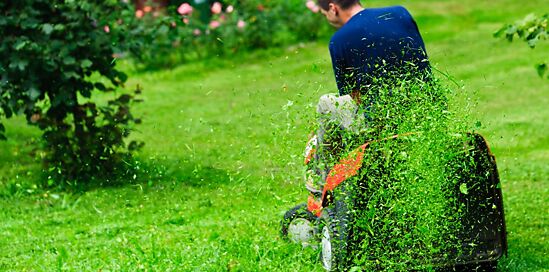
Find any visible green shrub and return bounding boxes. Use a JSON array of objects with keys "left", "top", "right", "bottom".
[{"left": 0, "top": 0, "right": 144, "bottom": 187}]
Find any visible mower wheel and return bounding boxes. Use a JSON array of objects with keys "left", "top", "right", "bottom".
[
  {"left": 453, "top": 261, "right": 498, "bottom": 272},
  {"left": 320, "top": 200, "right": 351, "bottom": 271},
  {"left": 281, "top": 203, "right": 318, "bottom": 246}
]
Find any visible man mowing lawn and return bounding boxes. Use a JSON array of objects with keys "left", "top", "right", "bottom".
[
  {"left": 283, "top": 3, "right": 508, "bottom": 271},
  {"left": 305, "top": 0, "right": 433, "bottom": 191},
  {"left": 285, "top": 0, "right": 434, "bottom": 240},
  {"left": 286, "top": 0, "right": 433, "bottom": 241}
]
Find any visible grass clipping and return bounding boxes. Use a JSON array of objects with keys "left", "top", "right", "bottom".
[{"left": 321, "top": 71, "right": 487, "bottom": 270}]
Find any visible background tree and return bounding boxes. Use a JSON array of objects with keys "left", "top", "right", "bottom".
[
  {"left": 495, "top": 13, "right": 548, "bottom": 78},
  {"left": 0, "top": 0, "right": 144, "bottom": 187}
]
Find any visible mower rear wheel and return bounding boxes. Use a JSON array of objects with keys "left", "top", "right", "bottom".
[{"left": 319, "top": 200, "right": 351, "bottom": 271}]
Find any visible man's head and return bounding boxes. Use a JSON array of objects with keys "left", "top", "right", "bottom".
[{"left": 317, "top": 0, "right": 362, "bottom": 28}]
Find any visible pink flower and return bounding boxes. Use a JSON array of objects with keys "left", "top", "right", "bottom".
[
  {"left": 182, "top": 17, "right": 189, "bottom": 24},
  {"left": 193, "top": 29, "right": 201, "bottom": 36},
  {"left": 177, "top": 3, "right": 193, "bottom": 16},
  {"left": 209, "top": 20, "right": 220, "bottom": 29},
  {"left": 103, "top": 25, "right": 110, "bottom": 33},
  {"left": 143, "top": 6, "right": 152, "bottom": 13},
  {"left": 211, "top": 2, "right": 222, "bottom": 14},
  {"left": 237, "top": 19, "right": 246, "bottom": 29},
  {"left": 226, "top": 5, "right": 234, "bottom": 13},
  {"left": 306, "top": 0, "right": 319, "bottom": 13},
  {"left": 135, "top": 9, "right": 144, "bottom": 18}
]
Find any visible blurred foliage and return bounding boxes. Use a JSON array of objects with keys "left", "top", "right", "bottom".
[
  {"left": 131, "top": 0, "right": 331, "bottom": 69},
  {"left": 495, "top": 13, "right": 548, "bottom": 78},
  {"left": 0, "top": 0, "right": 144, "bottom": 187}
]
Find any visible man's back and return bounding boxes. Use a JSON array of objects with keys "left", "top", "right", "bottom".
[{"left": 329, "top": 6, "right": 429, "bottom": 94}]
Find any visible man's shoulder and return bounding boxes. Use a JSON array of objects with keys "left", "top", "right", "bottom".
[
  {"left": 330, "top": 26, "right": 350, "bottom": 49},
  {"left": 329, "top": 10, "right": 369, "bottom": 45},
  {"left": 369, "top": 5, "right": 410, "bottom": 14},
  {"left": 367, "top": 5, "right": 412, "bottom": 19},
  {"left": 329, "top": 6, "right": 414, "bottom": 47}
]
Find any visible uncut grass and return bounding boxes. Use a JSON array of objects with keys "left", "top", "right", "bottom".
[{"left": 1, "top": 0, "right": 548, "bottom": 270}]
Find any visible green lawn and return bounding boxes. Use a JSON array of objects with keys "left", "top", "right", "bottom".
[{"left": 1, "top": 0, "right": 548, "bottom": 271}]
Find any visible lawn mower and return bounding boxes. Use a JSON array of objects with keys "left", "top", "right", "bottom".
[{"left": 281, "top": 132, "right": 507, "bottom": 271}]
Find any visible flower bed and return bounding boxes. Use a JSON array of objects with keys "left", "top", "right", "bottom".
[{"left": 130, "top": 0, "right": 330, "bottom": 68}]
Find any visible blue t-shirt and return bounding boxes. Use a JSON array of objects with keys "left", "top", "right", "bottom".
[{"left": 329, "top": 6, "right": 430, "bottom": 95}]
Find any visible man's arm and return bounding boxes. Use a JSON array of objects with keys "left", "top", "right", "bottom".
[
  {"left": 330, "top": 38, "right": 364, "bottom": 104},
  {"left": 329, "top": 41, "right": 356, "bottom": 96},
  {"left": 350, "top": 89, "right": 362, "bottom": 104}
]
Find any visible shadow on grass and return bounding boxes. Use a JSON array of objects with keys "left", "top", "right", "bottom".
[
  {"left": 135, "top": 156, "right": 237, "bottom": 188},
  {"left": 0, "top": 154, "right": 243, "bottom": 199}
]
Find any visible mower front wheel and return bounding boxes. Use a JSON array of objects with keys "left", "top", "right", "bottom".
[{"left": 281, "top": 203, "right": 318, "bottom": 247}]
